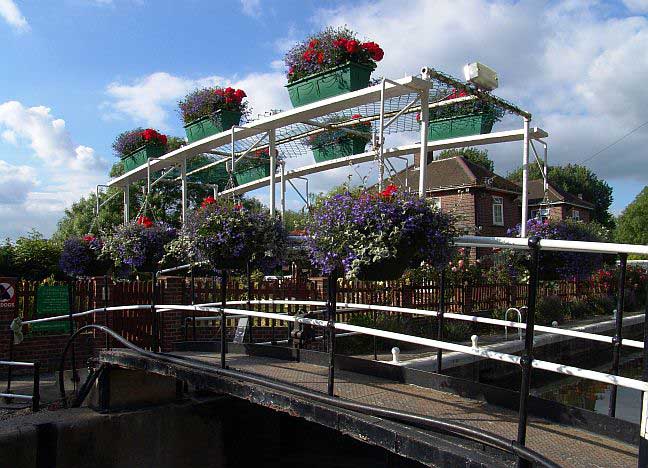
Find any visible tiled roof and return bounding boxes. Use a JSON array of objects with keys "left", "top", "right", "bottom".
[{"left": 526, "top": 179, "right": 594, "bottom": 209}]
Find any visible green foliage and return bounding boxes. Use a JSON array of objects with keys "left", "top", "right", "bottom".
[
  {"left": 438, "top": 147, "right": 494, "bottom": 172},
  {"left": 615, "top": 186, "right": 648, "bottom": 249},
  {"left": 0, "top": 240, "right": 15, "bottom": 276},
  {"left": 507, "top": 163, "right": 614, "bottom": 228},
  {"left": 536, "top": 295, "right": 567, "bottom": 325},
  {"left": 283, "top": 209, "right": 309, "bottom": 232},
  {"left": 13, "top": 230, "right": 62, "bottom": 281}
]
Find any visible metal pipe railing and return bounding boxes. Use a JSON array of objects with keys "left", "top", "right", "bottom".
[{"left": 1, "top": 360, "right": 39, "bottom": 411}]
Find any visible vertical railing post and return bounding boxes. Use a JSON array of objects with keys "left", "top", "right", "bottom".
[
  {"left": 638, "top": 281, "right": 648, "bottom": 467},
  {"left": 246, "top": 262, "right": 253, "bottom": 343},
  {"left": 609, "top": 253, "right": 628, "bottom": 417},
  {"left": 220, "top": 270, "right": 228, "bottom": 369},
  {"left": 190, "top": 268, "right": 196, "bottom": 341},
  {"left": 103, "top": 275, "right": 109, "bottom": 349},
  {"left": 516, "top": 236, "right": 540, "bottom": 467},
  {"left": 4, "top": 332, "right": 14, "bottom": 402},
  {"left": 67, "top": 282, "right": 79, "bottom": 385},
  {"left": 437, "top": 269, "right": 446, "bottom": 373},
  {"left": 151, "top": 271, "right": 159, "bottom": 352},
  {"left": 32, "top": 361, "right": 40, "bottom": 412},
  {"left": 327, "top": 271, "right": 338, "bottom": 396}
]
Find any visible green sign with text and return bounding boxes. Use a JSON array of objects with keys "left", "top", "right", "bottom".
[{"left": 31, "top": 285, "right": 71, "bottom": 334}]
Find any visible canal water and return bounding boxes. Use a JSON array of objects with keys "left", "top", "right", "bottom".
[{"left": 531, "top": 352, "right": 644, "bottom": 424}]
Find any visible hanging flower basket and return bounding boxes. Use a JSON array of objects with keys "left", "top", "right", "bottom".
[
  {"left": 102, "top": 216, "right": 177, "bottom": 274},
  {"left": 307, "top": 114, "right": 372, "bottom": 163},
  {"left": 113, "top": 128, "right": 168, "bottom": 173},
  {"left": 284, "top": 27, "right": 384, "bottom": 107},
  {"left": 59, "top": 235, "right": 112, "bottom": 278},
  {"left": 508, "top": 219, "right": 612, "bottom": 281},
  {"left": 306, "top": 185, "right": 457, "bottom": 281},
  {"left": 175, "top": 197, "right": 286, "bottom": 272},
  {"left": 187, "top": 156, "right": 232, "bottom": 187},
  {"left": 179, "top": 87, "right": 248, "bottom": 143}
]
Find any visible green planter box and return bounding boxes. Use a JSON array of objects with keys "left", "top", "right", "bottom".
[
  {"left": 235, "top": 164, "right": 271, "bottom": 185},
  {"left": 184, "top": 110, "right": 242, "bottom": 143},
  {"left": 426, "top": 113, "right": 495, "bottom": 141},
  {"left": 287, "top": 62, "right": 374, "bottom": 108},
  {"left": 312, "top": 137, "right": 369, "bottom": 163},
  {"left": 122, "top": 144, "right": 166, "bottom": 173},
  {"left": 30, "top": 285, "right": 71, "bottom": 334},
  {"left": 187, "top": 158, "right": 232, "bottom": 187}
]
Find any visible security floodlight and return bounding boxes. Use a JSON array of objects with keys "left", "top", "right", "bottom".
[{"left": 463, "top": 62, "right": 498, "bottom": 91}]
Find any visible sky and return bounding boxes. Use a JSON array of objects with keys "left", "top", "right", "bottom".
[{"left": 0, "top": 0, "right": 647, "bottom": 239}]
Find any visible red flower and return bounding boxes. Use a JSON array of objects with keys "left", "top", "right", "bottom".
[
  {"left": 215, "top": 88, "right": 225, "bottom": 96},
  {"left": 224, "top": 87, "right": 235, "bottom": 95},
  {"left": 380, "top": 184, "right": 398, "bottom": 198},
  {"left": 233, "top": 203, "right": 243, "bottom": 211},
  {"left": 308, "top": 39, "right": 319, "bottom": 49},
  {"left": 83, "top": 235, "right": 95, "bottom": 242},
  {"left": 317, "top": 52, "right": 324, "bottom": 64},
  {"left": 288, "top": 66, "right": 294, "bottom": 75},
  {"left": 201, "top": 196, "right": 216, "bottom": 207},
  {"left": 234, "top": 89, "right": 246, "bottom": 100},
  {"left": 333, "top": 37, "right": 348, "bottom": 48},
  {"left": 303, "top": 49, "right": 314, "bottom": 62},
  {"left": 136, "top": 216, "right": 153, "bottom": 228},
  {"left": 361, "top": 41, "right": 384, "bottom": 61},
  {"left": 345, "top": 39, "right": 360, "bottom": 54},
  {"left": 351, "top": 113, "right": 362, "bottom": 119}
]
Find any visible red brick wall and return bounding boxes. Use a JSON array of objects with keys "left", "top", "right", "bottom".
[
  {"left": 432, "top": 189, "right": 476, "bottom": 234},
  {"left": 474, "top": 190, "right": 520, "bottom": 237}
]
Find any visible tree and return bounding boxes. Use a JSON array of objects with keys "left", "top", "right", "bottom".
[
  {"left": 507, "top": 163, "right": 614, "bottom": 228},
  {"left": 437, "top": 147, "right": 494, "bottom": 172},
  {"left": 13, "top": 230, "right": 62, "bottom": 280},
  {"left": 615, "top": 186, "right": 648, "bottom": 247}
]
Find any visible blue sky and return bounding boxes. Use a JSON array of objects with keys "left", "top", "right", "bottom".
[{"left": 0, "top": 0, "right": 647, "bottom": 239}]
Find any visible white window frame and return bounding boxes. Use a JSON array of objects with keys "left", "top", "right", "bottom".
[
  {"left": 492, "top": 196, "right": 504, "bottom": 226},
  {"left": 531, "top": 208, "right": 549, "bottom": 220},
  {"left": 431, "top": 197, "right": 441, "bottom": 210},
  {"left": 572, "top": 209, "right": 580, "bottom": 220}
]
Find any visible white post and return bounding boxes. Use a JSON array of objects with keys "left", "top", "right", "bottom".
[
  {"left": 95, "top": 185, "right": 100, "bottom": 219},
  {"left": 123, "top": 185, "right": 130, "bottom": 225},
  {"left": 520, "top": 117, "right": 531, "bottom": 237},
  {"left": 280, "top": 161, "right": 286, "bottom": 221},
  {"left": 542, "top": 141, "right": 548, "bottom": 193},
  {"left": 180, "top": 157, "right": 187, "bottom": 225},
  {"left": 418, "top": 89, "right": 429, "bottom": 197},
  {"left": 378, "top": 79, "right": 386, "bottom": 192},
  {"left": 269, "top": 129, "right": 276, "bottom": 216}
]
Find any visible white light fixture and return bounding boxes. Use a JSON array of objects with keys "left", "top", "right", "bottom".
[{"left": 463, "top": 62, "right": 499, "bottom": 91}]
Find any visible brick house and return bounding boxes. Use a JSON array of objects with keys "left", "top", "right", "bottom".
[
  {"left": 389, "top": 155, "right": 522, "bottom": 237},
  {"left": 526, "top": 179, "right": 594, "bottom": 222}
]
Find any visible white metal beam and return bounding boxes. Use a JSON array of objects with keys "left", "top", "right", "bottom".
[
  {"left": 520, "top": 117, "right": 531, "bottom": 237},
  {"left": 217, "top": 127, "right": 548, "bottom": 197}
]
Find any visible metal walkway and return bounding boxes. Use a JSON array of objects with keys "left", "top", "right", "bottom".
[{"left": 102, "top": 349, "right": 636, "bottom": 468}]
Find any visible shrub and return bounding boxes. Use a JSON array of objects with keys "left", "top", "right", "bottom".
[
  {"left": 586, "top": 294, "right": 615, "bottom": 315},
  {"left": 535, "top": 295, "right": 567, "bottom": 325},
  {"left": 567, "top": 300, "right": 591, "bottom": 320},
  {"left": 13, "top": 231, "right": 62, "bottom": 281}
]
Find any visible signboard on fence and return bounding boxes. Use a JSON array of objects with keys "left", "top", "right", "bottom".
[
  {"left": 233, "top": 317, "right": 248, "bottom": 344},
  {"left": 0, "top": 277, "right": 16, "bottom": 311},
  {"left": 31, "top": 284, "right": 71, "bottom": 334}
]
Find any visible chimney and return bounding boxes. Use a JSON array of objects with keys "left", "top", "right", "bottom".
[
  {"left": 414, "top": 151, "right": 434, "bottom": 168},
  {"left": 577, "top": 193, "right": 583, "bottom": 200}
]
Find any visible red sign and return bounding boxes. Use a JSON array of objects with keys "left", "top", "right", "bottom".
[{"left": 0, "top": 277, "right": 16, "bottom": 309}]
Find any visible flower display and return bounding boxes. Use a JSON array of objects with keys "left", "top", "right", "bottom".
[
  {"left": 509, "top": 219, "right": 612, "bottom": 280},
  {"left": 113, "top": 128, "right": 168, "bottom": 157},
  {"left": 306, "top": 186, "right": 457, "bottom": 280},
  {"left": 235, "top": 148, "right": 282, "bottom": 172},
  {"left": 59, "top": 235, "right": 110, "bottom": 278},
  {"left": 102, "top": 220, "right": 177, "bottom": 273},
  {"left": 178, "top": 86, "right": 249, "bottom": 124},
  {"left": 285, "top": 27, "right": 384, "bottom": 83},
  {"left": 305, "top": 114, "right": 372, "bottom": 148},
  {"left": 171, "top": 198, "right": 286, "bottom": 271}
]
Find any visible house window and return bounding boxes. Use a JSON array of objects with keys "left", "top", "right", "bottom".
[
  {"left": 492, "top": 196, "right": 504, "bottom": 226},
  {"left": 531, "top": 208, "right": 549, "bottom": 221},
  {"left": 431, "top": 197, "right": 441, "bottom": 210},
  {"left": 572, "top": 209, "right": 580, "bottom": 220}
]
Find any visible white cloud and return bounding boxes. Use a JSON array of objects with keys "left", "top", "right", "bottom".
[
  {"left": 0, "top": 0, "right": 28, "bottom": 32},
  {"left": 240, "top": 0, "right": 261, "bottom": 18},
  {"left": 0, "top": 160, "right": 36, "bottom": 205},
  {"left": 1, "top": 129, "right": 16, "bottom": 145},
  {"left": 104, "top": 72, "right": 224, "bottom": 129},
  {"left": 624, "top": 0, "right": 648, "bottom": 14}
]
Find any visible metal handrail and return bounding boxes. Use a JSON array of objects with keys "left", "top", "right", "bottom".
[
  {"left": 504, "top": 307, "right": 524, "bottom": 341},
  {"left": 1, "top": 360, "right": 40, "bottom": 411},
  {"left": 58, "top": 324, "right": 558, "bottom": 468}
]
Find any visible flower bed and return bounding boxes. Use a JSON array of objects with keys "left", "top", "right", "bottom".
[
  {"left": 417, "top": 89, "right": 501, "bottom": 141},
  {"left": 285, "top": 27, "right": 384, "bottom": 107},
  {"left": 306, "top": 114, "right": 372, "bottom": 163},
  {"left": 172, "top": 197, "right": 286, "bottom": 271},
  {"left": 113, "top": 128, "right": 168, "bottom": 172},
  {"left": 102, "top": 216, "right": 177, "bottom": 274},
  {"left": 59, "top": 235, "right": 111, "bottom": 278},
  {"left": 179, "top": 87, "right": 248, "bottom": 143},
  {"left": 234, "top": 148, "right": 280, "bottom": 185},
  {"left": 306, "top": 185, "right": 456, "bottom": 281},
  {"left": 509, "top": 219, "right": 612, "bottom": 281}
]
